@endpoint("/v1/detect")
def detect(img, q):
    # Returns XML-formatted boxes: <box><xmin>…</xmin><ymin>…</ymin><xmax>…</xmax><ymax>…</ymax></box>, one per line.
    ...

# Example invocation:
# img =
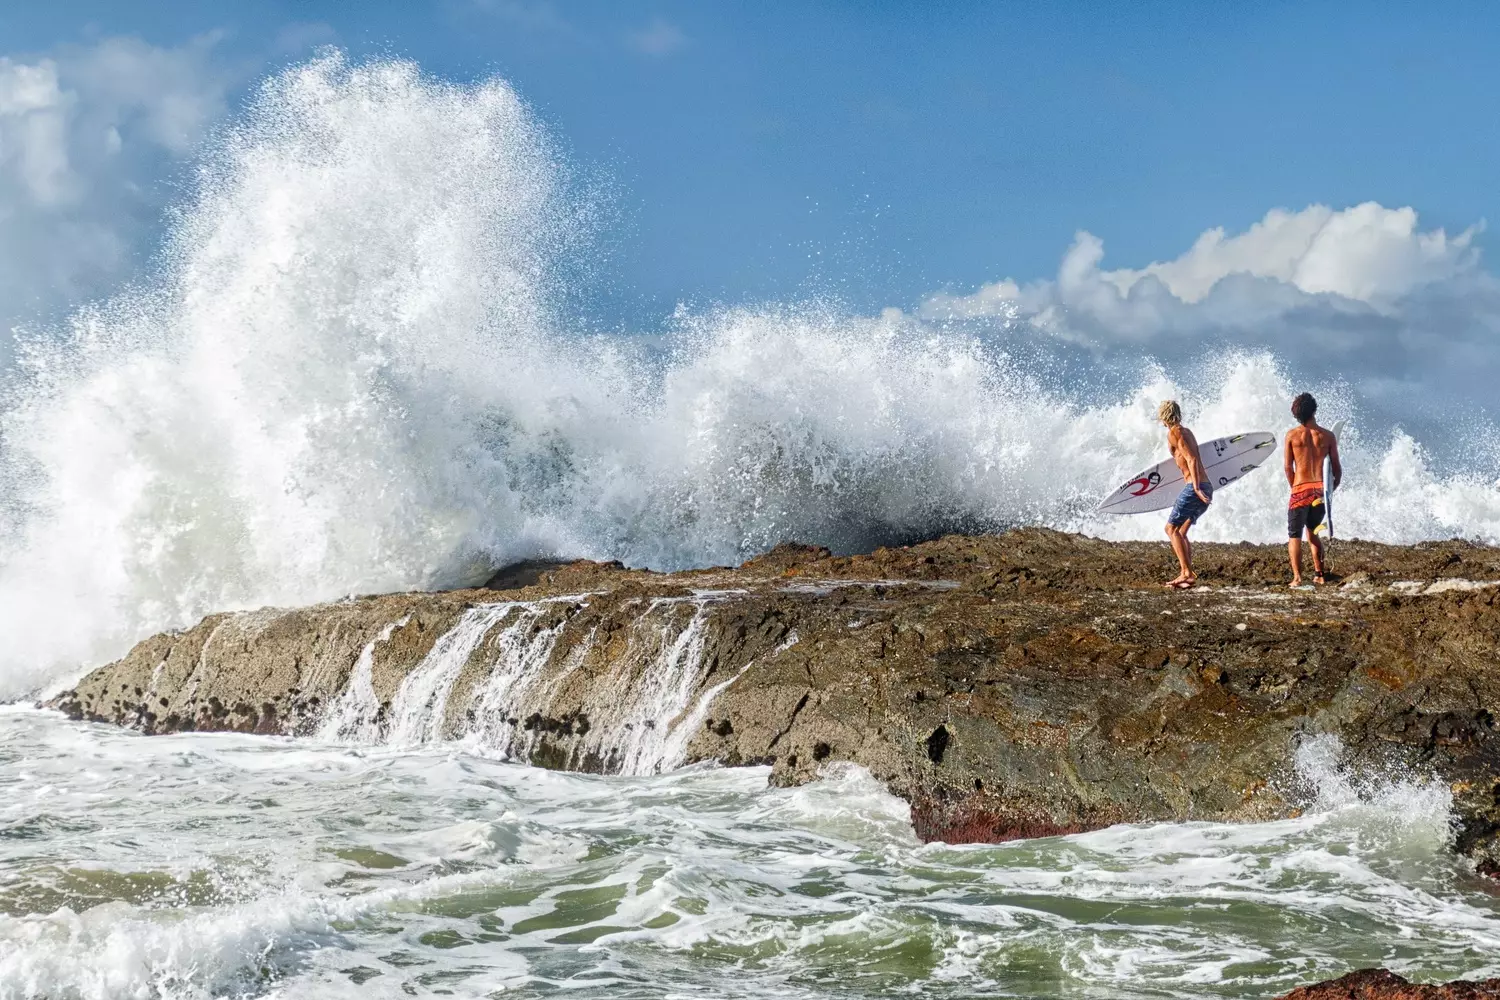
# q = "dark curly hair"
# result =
<box><xmin>1291</xmin><ymin>393</ymin><xmax>1317</xmax><ymax>425</ymax></box>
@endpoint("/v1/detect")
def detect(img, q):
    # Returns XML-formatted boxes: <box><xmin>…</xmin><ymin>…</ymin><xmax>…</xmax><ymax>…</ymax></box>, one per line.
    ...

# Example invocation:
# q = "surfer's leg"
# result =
<box><xmin>1164</xmin><ymin>521</ymin><xmax>1191</xmax><ymax>586</ymax></box>
<box><xmin>1306</xmin><ymin>506</ymin><xmax>1327</xmax><ymax>582</ymax></box>
<box><xmin>1163</xmin><ymin>487</ymin><xmax>1207</xmax><ymax>587</ymax></box>
<box><xmin>1287</xmin><ymin>507</ymin><xmax>1306</xmax><ymax>586</ymax></box>
<box><xmin>1164</xmin><ymin>490</ymin><xmax>1191</xmax><ymax>585</ymax></box>
<box><xmin>1179</xmin><ymin>520</ymin><xmax>1196</xmax><ymax>585</ymax></box>
<box><xmin>1181</xmin><ymin>487</ymin><xmax>1211</xmax><ymax>586</ymax></box>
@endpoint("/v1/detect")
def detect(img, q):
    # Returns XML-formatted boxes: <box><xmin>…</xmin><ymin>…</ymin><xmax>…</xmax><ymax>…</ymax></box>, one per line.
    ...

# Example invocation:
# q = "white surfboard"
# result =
<box><xmin>1313</xmin><ymin>420</ymin><xmax>1343</xmax><ymax>539</ymax></box>
<box><xmin>1098</xmin><ymin>431</ymin><xmax>1277</xmax><ymax>515</ymax></box>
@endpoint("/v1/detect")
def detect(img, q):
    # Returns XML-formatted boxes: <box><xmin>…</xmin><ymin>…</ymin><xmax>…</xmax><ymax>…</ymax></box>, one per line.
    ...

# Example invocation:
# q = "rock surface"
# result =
<box><xmin>48</xmin><ymin>529</ymin><xmax>1500</xmax><ymax>872</ymax></box>
<box><xmin>1276</xmin><ymin>969</ymin><xmax>1500</xmax><ymax>998</ymax></box>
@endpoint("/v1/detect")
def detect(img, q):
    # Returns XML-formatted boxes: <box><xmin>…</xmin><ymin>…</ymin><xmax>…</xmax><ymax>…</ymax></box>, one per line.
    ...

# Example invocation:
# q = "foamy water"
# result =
<box><xmin>0</xmin><ymin>53</ymin><xmax>1497</xmax><ymax>697</ymax></box>
<box><xmin>1</xmin><ymin>708</ymin><xmax>1496</xmax><ymax>1000</ymax></box>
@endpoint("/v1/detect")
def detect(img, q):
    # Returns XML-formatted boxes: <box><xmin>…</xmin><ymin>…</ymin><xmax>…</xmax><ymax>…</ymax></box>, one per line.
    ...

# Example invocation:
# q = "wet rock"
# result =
<box><xmin>44</xmin><ymin>529</ymin><xmax>1500</xmax><ymax>870</ymax></box>
<box><xmin>1276</xmin><ymin>968</ymin><xmax>1500</xmax><ymax>998</ymax></box>
<box><xmin>482</xmin><ymin>559</ymin><xmax>575</xmax><ymax>591</ymax></box>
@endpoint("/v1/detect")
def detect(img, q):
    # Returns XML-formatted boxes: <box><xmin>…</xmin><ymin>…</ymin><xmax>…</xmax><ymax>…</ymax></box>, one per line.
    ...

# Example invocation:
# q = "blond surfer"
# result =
<box><xmin>1284</xmin><ymin>392</ymin><xmax>1341</xmax><ymax>587</ymax></box>
<box><xmin>1158</xmin><ymin>400</ymin><xmax>1211</xmax><ymax>589</ymax></box>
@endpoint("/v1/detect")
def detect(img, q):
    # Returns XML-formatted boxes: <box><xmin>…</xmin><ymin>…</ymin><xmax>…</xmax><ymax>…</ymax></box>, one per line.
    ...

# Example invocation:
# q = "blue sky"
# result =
<box><xmin>3</xmin><ymin>0</ymin><xmax>1498</xmax><ymax>330</ymax></box>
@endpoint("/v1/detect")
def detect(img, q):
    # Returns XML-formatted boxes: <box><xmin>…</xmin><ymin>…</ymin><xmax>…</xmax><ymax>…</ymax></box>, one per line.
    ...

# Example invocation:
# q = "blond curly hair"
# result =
<box><xmin>1157</xmin><ymin>400</ymin><xmax>1182</xmax><ymax>426</ymax></box>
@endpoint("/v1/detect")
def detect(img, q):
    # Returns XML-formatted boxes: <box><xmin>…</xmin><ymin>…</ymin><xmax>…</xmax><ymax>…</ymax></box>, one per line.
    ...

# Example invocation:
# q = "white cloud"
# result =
<box><xmin>923</xmin><ymin>203</ymin><xmax>1481</xmax><ymax>323</ymax></box>
<box><xmin>1104</xmin><ymin>203</ymin><xmax>1480</xmax><ymax>304</ymax></box>
<box><xmin>627</xmin><ymin>18</ymin><xmax>688</xmax><ymax>57</ymax></box>
<box><xmin>63</xmin><ymin>34</ymin><xmax>229</xmax><ymax>153</ymax></box>
<box><xmin>917</xmin><ymin>203</ymin><xmax>1500</xmax><ymax>419</ymax></box>
<box><xmin>0</xmin><ymin>59</ymin><xmax>74</xmax><ymax>204</ymax></box>
<box><xmin>0</xmin><ymin>34</ymin><xmax>232</xmax><ymax>341</ymax></box>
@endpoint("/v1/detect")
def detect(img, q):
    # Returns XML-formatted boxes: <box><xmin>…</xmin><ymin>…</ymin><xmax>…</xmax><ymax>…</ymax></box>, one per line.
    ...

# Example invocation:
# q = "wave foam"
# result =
<box><xmin>1293</xmin><ymin>733</ymin><xmax>1454</xmax><ymax>845</ymax></box>
<box><xmin>0</xmin><ymin>895</ymin><xmax>339</xmax><ymax>1000</ymax></box>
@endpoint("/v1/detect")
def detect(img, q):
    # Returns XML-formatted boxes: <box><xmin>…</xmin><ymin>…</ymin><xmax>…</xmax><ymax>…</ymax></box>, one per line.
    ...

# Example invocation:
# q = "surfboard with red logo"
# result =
<box><xmin>1097</xmin><ymin>431</ymin><xmax>1276</xmax><ymax>515</ymax></box>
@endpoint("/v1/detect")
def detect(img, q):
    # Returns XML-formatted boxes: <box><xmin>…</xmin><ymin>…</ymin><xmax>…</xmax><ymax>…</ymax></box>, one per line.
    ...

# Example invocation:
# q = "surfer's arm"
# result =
<box><xmin>1283</xmin><ymin>435</ymin><xmax>1296</xmax><ymax>487</ymax></box>
<box><xmin>1192</xmin><ymin>471</ymin><xmax>1210</xmax><ymax>504</ymax></box>
<box><xmin>1183</xmin><ymin>430</ymin><xmax>1210</xmax><ymax>502</ymax></box>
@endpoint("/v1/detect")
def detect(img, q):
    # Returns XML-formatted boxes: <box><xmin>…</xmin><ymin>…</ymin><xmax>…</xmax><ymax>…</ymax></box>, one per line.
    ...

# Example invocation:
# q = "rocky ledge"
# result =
<box><xmin>1275</xmin><ymin>969</ymin><xmax>1500</xmax><ymax>998</ymax></box>
<box><xmin>48</xmin><ymin>529</ymin><xmax>1500</xmax><ymax>875</ymax></box>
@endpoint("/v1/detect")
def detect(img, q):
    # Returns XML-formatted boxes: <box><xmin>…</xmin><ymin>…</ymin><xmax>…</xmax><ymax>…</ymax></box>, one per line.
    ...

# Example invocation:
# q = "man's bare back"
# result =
<box><xmin>1285</xmin><ymin>424</ymin><xmax>1341</xmax><ymax>490</ymax></box>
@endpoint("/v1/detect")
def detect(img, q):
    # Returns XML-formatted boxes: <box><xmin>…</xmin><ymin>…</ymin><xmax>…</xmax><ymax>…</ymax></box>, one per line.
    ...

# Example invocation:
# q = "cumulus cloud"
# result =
<box><xmin>626</xmin><ymin>18</ymin><xmax>688</xmax><ymax>57</ymax></box>
<box><xmin>923</xmin><ymin>203</ymin><xmax>1482</xmax><ymax>320</ymax></box>
<box><xmin>1108</xmin><ymin>203</ymin><xmax>1479</xmax><ymax>303</ymax></box>
<box><xmin>918</xmin><ymin>203</ymin><xmax>1500</xmax><ymax>430</ymax></box>
<box><xmin>0</xmin><ymin>34</ymin><xmax>232</xmax><ymax>345</ymax></box>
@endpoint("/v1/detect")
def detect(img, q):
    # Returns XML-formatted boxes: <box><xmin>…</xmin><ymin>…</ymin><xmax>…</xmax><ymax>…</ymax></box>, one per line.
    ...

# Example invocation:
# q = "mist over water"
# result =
<box><xmin>1</xmin><ymin>52</ymin><xmax>1499</xmax><ymax>696</ymax></box>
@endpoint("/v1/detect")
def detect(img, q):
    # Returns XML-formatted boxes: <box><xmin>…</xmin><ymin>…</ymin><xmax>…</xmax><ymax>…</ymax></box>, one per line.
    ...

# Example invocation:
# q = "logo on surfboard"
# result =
<box><xmin>1126</xmin><ymin>470</ymin><xmax>1163</xmax><ymax>496</ymax></box>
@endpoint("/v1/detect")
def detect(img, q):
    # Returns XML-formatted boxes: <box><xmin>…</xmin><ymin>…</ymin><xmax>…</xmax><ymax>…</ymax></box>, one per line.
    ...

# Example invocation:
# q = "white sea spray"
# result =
<box><xmin>1294</xmin><ymin>732</ymin><xmax>1454</xmax><ymax>845</ymax></box>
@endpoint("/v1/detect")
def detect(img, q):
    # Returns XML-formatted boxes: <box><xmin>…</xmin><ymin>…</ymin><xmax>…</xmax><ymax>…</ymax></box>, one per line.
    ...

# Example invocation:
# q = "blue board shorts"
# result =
<box><xmin>1166</xmin><ymin>483</ymin><xmax>1213</xmax><ymax>527</ymax></box>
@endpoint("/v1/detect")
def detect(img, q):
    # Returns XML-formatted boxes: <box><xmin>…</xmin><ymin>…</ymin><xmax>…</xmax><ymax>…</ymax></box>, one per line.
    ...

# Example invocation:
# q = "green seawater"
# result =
<box><xmin>2</xmin><ymin>707</ymin><xmax>1497</xmax><ymax>999</ymax></box>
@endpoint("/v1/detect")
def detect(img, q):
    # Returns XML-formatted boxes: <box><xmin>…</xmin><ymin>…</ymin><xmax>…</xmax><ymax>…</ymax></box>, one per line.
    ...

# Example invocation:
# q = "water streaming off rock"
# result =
<box><xmin>317</xmin><ymin>617</ymin><xmax>407</xmax><ymax>743</ymax></box>
<box><xmin>464</xmin><ymin>602</ymin><xmax>575</xmax><ymax>751</ymax></box>
<box><xmin>311</xmin><ymin>592</ymin><xmax>738</xmax><ymax>776</ymax></box>
<box><xmin>385</xmin><ymin>603</ymin><xmax>538</xmax><ymax>746</ymax></box>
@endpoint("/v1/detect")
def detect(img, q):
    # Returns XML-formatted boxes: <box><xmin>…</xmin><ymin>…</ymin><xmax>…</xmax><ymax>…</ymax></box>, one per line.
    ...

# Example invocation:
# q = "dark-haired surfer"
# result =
<box><xmin>1285</xmin><ymin>392</ymin><xmax>1341</xmax><ymax>587</ymax></box>
<box><xmin>1159</xmin><ymin>400</ymin><xmax>1211</xmax><ymax>589</ymax></box>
